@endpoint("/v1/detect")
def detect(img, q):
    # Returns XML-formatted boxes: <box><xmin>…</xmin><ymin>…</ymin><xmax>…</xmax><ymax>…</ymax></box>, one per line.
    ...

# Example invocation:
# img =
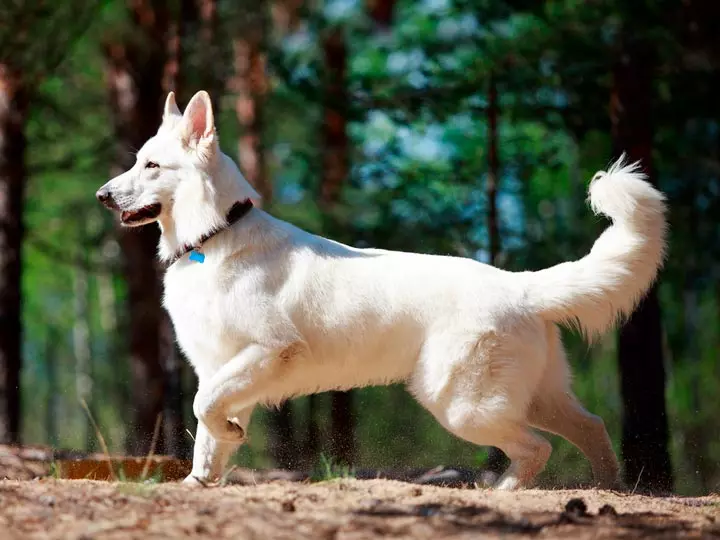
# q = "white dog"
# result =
<box><xmin>97</xmin><ymin>90</ymin><xmax>667</xmax><ymax>490</ymax></box>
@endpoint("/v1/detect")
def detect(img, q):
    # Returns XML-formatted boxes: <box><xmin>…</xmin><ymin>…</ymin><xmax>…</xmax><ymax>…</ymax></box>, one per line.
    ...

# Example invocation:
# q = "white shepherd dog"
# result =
<box><xmin>97</xmin><ymin>90</ymin><xmax>667</xmax><ymax>489</ymax></box>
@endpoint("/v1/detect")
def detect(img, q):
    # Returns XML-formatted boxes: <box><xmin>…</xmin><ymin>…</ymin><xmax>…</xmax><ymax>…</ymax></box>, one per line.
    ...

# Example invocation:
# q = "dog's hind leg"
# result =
<box><xmin>447</xmin><ymin>417</ymin><xmax>553</xmax><ymax>490</ymax></box>
<box><xmin>411</xmin><ymin>321</ymin><xmax>552</xmax><ymax>490</ymax></box>
<box><xmin>528</xmin><ymin>389</ymin><xmax>620</xmax><ymax>489</ymax></box>
<box><xmin>527</xmin><ymin>329</ymin><xmax>620</xmax><ymax>489</ymax></box>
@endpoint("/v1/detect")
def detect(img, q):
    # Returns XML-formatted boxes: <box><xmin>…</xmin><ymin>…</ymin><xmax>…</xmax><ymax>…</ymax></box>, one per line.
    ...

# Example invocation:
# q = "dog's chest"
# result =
<box><xmin>162</xmin><ymin>263</ymin><xmax>246</xmax><ymax>376</ymax></box>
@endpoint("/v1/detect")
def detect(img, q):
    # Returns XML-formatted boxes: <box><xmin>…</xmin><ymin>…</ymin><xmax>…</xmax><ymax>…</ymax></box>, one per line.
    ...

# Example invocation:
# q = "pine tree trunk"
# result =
<box><xmin>232</xmin><ymin>30</ymin><xmax>271</xmax><ymax>202</ymax></box>
<box><xmin>176</xmin><ymin>0</ymin><xmax>221</xmax><ymax>109</ymax></box>
<box><xmin>304</xmin><ymin>395</ymin><xmax>319</xmax><ymax>467</ymax></box>
<box><xmin>271</xmin><ymin>0</ymin><xmax>302</xmax><ymax>37</ymax></box>
<box><xmin>0</xmin><ymin>64</ymin><xmax>28</xmax><ymax>445</ymax></box>
<box><xmin>321</xmin><ymin>26</ymin><xmax>356</xmax><ymax>466</ymax></box>
<box><xmin>611</xmin><ymin>33</ymin><xmax>673</xmax><ymax>493</ymax></box>
<box><xmin>158</xmin><ymin>0</ymin><xmax>207</xmax><ymax>461</ymax></box>
<box><xmin>484</xmin><ymin>72</ymin><xmax>508</xmax><ymax>479</ymax></box>
<box><xmin>104</xmin><ymin>0</ymin><xmax>171</xmax><ymax>456</ymax></box>
<box><xmin>367</xmin><ymin>0</ymin><xmax>394</xmax><ymax>29</ymax></box>
<box><xmin>230</xmin><ymin>0</ymin><xmax>303</xmax><ymax>469</ymax></box>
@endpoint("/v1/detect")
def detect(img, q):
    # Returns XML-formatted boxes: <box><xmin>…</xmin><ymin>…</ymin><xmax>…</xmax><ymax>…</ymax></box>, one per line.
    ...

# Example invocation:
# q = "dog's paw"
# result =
<box><xmin>182</xmin><ymin>474</ymin><xmax>209</xmax><ymax>487</ymax></box>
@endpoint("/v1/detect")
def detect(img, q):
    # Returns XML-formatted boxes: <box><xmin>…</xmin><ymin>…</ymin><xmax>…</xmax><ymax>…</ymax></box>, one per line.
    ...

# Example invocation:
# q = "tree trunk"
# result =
<box><xmin>611</xmin><ymin>33</ymin><xmax>673</xmax><ymax>493</ymax></box>
<box><xmin>267</xmin><ymin>402</ymin><xmax>297</xmax><ymax>469</ymax></box>
<box><xmin>484</xmin><ymin>72</ymin><xmax>508</xmax><ymax>479</ymax></box>
<box><xmin>196</xmin><ymin>0</ymin><xmax>222</xmax><ymax>111</ymax></box>
<box><xmin>104</xmin><ymin>0</ymin><xmax>171</xmax><ymax>456</ymax></box>
<box><xmin>232</xmin><ymin>30</ymin><xmax>271</xmax><ymax>202</ymax></box>
<box><xmin>235</xmin><ymin>0</ymin><xmax>305</xmax><ymax>469</ymax></box>
<box><xmin>158</xmin><ymin>0</ymin><xmax>212</xmax><ymax>460</ymax></box>
<box><xmin>175</xmin><ymin>0</ymin><xmax>222</xmax><ymax>110</ymax></box>
<box><xmin>304</xmin><ymin>395</ymin><xmax>320</xmax><ymax>468</ymax></box>
<box><xmin>320</xmin><ymin>29</ymin><xmax>349</xmax><ymax>206</ymax></box>
<box><xmin>271</xmin><ymin>0</ymin><xmax>302</xmax><ymax>38</ymax></box>
<box><xmin>234</xmin><ymin>6</ymin><xmax>297</xmax><ymax>467</ymax></box>
<box><xmin>0</xmin><ymin>64</ymin><xmax>28</xmax><ymax>445</ymax></box>
<box><xmin>321</xmin><ymin>26</ymin><xmax>356</xmax><ymax>466</ymax></box>
<box><xmin>367</xmin><ymin>0</ymin><xmax>394</xmax><ymax>31</ymax></box>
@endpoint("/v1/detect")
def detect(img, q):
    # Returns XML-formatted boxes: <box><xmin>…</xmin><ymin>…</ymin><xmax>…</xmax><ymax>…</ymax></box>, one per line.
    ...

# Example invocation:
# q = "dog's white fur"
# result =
<box><xmin>98</xmin><ymin>91</ymin><xmax>667</xmax><ymax>490</ymax></box>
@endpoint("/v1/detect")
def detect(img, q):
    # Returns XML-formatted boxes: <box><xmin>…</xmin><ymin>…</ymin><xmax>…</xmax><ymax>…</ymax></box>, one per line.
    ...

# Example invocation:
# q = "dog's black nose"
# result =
<box><xmin>96</xmin><ymin>188</ymin><xmax>117</xmax><ymax>209</ymax></box>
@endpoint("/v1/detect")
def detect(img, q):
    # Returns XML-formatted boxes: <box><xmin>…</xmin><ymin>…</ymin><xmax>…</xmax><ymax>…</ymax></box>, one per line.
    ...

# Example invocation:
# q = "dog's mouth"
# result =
<box><xmin>120</xmin><ymin>203</ymin><xmax>162</xmax><ymax>226</ymax></box>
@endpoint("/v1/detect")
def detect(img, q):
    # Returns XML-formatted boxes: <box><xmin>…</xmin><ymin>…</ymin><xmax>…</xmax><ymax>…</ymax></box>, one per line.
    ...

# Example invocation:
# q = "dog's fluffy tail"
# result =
<box><xmin>524</xmin><ymin>154</ymin><xmax>667</xmax><ymax>339</ymax></box>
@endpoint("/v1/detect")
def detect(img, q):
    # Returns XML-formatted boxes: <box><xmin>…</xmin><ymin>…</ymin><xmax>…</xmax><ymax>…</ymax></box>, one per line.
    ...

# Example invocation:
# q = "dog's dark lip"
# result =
<box><xmin>121</xmin><ymin>203</ymin><xmax>162</xmax><ymax>224</ymax></box>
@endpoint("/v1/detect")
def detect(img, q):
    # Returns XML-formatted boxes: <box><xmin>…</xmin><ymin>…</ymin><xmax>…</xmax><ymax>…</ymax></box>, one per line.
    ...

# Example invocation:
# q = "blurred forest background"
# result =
<box><xmin>0</xmin><ymin>0</ymin><xmax>718</xmax><ymax>496</ymax></box>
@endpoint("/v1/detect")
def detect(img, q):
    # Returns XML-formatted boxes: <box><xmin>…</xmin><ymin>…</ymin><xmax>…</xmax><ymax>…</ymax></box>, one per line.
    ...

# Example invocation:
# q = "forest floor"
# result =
<box><xmin>0</xmin><ymin>446</ymin><xmax>718</xmax><ymax>539</ymax></box>
<box><xmin>0</xmin><ymin>478</ymin><xmax>718</xmax><ymax>539</ymax></box>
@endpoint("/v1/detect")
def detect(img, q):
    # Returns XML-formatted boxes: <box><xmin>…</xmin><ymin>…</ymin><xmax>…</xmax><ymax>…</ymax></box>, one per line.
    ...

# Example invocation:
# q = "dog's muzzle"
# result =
<box><xmin>96</xmin><ymin>188</ymin><xmax>119</xmax><ymax>210</ymax></box>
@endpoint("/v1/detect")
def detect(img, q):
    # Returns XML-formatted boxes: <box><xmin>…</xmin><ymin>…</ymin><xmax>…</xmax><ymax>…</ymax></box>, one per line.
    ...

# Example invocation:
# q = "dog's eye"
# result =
<box><xmin>145</xmin><ymin>161</ymin><xmax>159</xmax><ymax>169</ymax></box>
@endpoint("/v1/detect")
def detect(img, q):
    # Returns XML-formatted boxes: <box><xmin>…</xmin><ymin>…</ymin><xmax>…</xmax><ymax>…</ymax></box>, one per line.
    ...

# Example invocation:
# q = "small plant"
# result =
<box><xmin>311</xmin><ymin>453</ymin><xmax>355</xmax><ymax>482</ymax></box>
<box><xmin>79</xmin><ymin>399</ymin><xmax>165</xmax><ymax>484</ymax></box>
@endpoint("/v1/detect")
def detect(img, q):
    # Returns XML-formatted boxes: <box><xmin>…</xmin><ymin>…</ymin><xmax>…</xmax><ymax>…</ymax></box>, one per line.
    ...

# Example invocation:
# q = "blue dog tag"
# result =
<box><xmin>189</xmin><ymin>250</ymin><xmax>205</xmax><ymax>263</ymax></box>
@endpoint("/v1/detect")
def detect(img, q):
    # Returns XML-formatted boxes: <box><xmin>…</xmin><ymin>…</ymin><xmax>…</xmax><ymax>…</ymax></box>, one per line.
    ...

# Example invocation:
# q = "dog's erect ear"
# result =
<box><xmin>163</xmin><ymin>91</ymin><xmax>181</xmax><ymax>120</ymax></box>
<box><xmin>181</xmin><ymin>90</ymin><xmax>215</xmax><ymax>149</ymax></box>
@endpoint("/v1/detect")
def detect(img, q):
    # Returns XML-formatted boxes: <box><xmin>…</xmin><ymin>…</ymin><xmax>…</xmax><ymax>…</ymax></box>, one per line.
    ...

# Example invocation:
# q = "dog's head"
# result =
<box><xmin>96</xmin><ymin>90</ymin><xmax>249</xmax><ymax>227</ymax></box>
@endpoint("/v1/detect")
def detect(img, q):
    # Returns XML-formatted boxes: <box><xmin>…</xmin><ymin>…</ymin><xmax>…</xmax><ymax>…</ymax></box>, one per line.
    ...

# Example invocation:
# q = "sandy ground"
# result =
<box><xmin>0</xmin><ymin>478</ymin><xmax>718</xmax><ymax>539</ymax></box>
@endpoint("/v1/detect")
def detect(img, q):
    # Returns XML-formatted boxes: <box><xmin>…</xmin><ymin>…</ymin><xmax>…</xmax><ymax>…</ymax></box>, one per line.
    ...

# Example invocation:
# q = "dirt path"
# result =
<box><xmin>0</xmin><ymin>478</ymin><xmax>717</xmax><ymax>539</ymax></box>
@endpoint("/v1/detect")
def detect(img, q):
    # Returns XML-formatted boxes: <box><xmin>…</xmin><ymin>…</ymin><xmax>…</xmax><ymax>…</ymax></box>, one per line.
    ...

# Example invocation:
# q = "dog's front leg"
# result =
<box><xmin>183</xmin><ymin>411</ymin><xmax>250</xmax><ymax>485</ymax></box>
<box><xmin>193</xmin><ymin>344</ymin><xmax>280</xmax><ymax>443</ymax></box>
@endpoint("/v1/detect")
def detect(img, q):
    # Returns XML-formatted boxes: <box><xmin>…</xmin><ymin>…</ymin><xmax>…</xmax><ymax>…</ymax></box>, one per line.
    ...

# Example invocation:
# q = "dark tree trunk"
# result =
<box><xmin>367</xmin><ymin>0</ymin><xmax>394</xmax><ymax>30</ymax></box>
<box><xmin>231</xmin><ymin>2</ymin><xmax>298</xmax><ymax>469</ymax></box>
<box><xmin>320</xmin><ymin>29</ymin><xmax>349</xmax><ymax>206</ymax></box>
<box><xmin>320</xmin><ymin>26</ymin><xmax>356</xmax><ymax>467</ymax></box>
<box><xmin>195</xmin><ymin>0</ymin><xmax>222</xmax><ymax>111</ymax></box>
<box><xmin>104</xmin><ymin>0</ymin><xmax>171</xmax><ymax>456</ymax></box>
<box><xmin>484</xmin><ymin>72</ymin><xmax>508</xmax><ymax>478</ymax></box>
<box><xmin>304</xmin><ymin>395</ymin><xmax>320</xmax><ymax>467</ymax></box>
<box><xmin>176</xmin><ymin>0</ymin><xmax>222</xmax><ymax>110</ymax></box>
<box><xmin>611</xmin><ymin>33</ymin><xmax>673</xmax><ymax>493</ymax></box>
<box><xmin>0</xmin><ymin>64</ymin><xmax>27</xmax><ymax>445</ymax></box>
<box><xmin>267</xmin><ymin>402</ymin><xmax>297</xmax><ymax>469</ymax></box>
<box><xmin>158</xmin><ymin>0</ymin><xmax>212</xmax><ymax>461</ymax></box>
<box><xmin>273</xmin><ymin>0</ymin><xmax>306</xmax><ymax>469</ymax></box>
<box><xmin>271</xmin><ymin>0</ymin><xmax>302</xmax><ymax>38</ymax></box>
<box><xmin>330</xmin><ymin>390</ymin><xmax>355</xmax><ymax>465</ymax></box>
<box><xmin>233</xmin><ymin>34</ymin><xmax>271</xmax><ymax>202</ymax></box>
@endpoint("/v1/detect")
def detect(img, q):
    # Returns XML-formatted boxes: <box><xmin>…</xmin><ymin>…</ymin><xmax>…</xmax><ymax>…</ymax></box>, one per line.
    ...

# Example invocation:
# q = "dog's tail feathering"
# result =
<box><xmin>524</xmin><ymin>154</ymin><xmax>667</xmax><ymax>339</ymax></box>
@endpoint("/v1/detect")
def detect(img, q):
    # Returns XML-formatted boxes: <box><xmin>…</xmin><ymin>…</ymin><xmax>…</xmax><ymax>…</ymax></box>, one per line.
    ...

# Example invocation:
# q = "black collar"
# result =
<box><xmin>168</xmin><ymin>199</ymin><xmax>254</xmax><ymax>266</ymax></box>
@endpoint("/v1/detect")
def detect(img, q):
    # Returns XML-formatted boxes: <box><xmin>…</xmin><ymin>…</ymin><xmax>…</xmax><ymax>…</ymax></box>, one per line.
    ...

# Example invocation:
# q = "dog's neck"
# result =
<box><xmin>157</xmin><ymin>153</ymin><xmax>258</xmax><ymax>263</ymax></box>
